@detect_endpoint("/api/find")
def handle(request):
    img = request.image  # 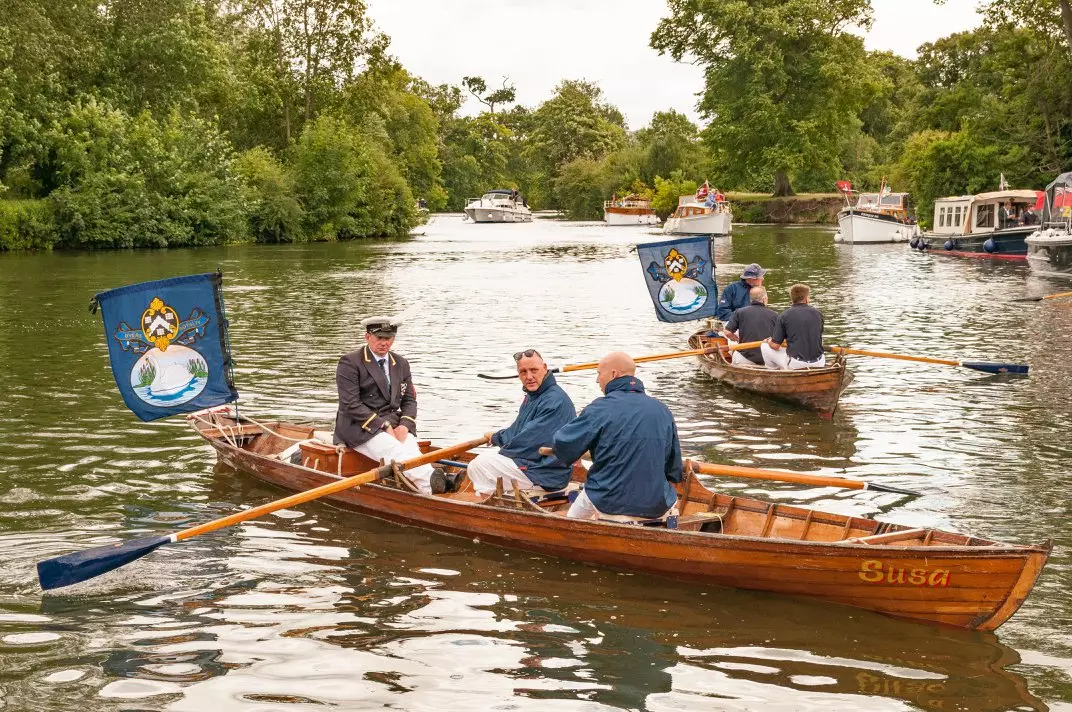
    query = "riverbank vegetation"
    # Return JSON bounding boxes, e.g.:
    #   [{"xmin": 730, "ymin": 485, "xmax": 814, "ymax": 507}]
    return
[{"xmin": 1, "ymin": 0, "xmax": 1070, "ymax": 249}]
